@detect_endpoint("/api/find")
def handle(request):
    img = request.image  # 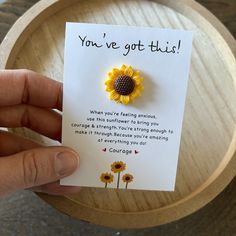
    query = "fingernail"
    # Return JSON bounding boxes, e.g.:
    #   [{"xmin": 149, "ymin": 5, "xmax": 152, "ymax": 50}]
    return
[{"xmin": 55, "ymin": 151, "xmax": 78, "ymax": 177}]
